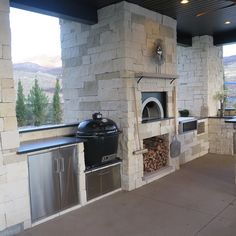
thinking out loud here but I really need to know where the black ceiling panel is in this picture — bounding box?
[10,0,236,46]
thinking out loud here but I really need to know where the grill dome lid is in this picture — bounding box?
[77,113,119,136]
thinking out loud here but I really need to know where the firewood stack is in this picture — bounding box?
[143,135,169,172]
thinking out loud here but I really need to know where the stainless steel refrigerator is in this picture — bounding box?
[28,145,79,223]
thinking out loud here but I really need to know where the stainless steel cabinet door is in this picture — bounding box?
[101,165,121,195]
[86,171,101,201]
[59,146,79,210]
[28,151,61,223]
[86,164,121,201]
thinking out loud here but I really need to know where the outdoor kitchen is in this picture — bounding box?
[1,0,236,235]
[60,1,181,190]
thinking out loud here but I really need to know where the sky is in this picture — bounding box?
[223,44,236,57]
[9,8,236,64]
[10,8,61,65]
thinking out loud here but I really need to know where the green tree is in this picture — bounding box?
[28,79,49,126]
[52,79,62,124]
[16,80,27,126]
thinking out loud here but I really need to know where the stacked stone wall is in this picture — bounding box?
[178,119,209,164]
[208,118,235,155]
[177,36,224,117]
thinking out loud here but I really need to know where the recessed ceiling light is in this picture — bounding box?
[225,21,231,24]
[181,0,189,4]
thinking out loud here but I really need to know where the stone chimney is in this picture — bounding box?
[60,1,178,190]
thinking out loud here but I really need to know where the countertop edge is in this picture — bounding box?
[142,117,174,124]
[17,137,85,154]
[225,119,236,123]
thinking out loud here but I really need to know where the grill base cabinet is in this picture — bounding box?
[86,164,121,201]
[28,145,79,223]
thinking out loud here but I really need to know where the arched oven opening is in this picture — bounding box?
[142,97,164,121]
[141,92,167,123]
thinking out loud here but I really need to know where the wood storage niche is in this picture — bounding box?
[143,134,169,173]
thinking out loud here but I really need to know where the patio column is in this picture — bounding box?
[0,0,30,233]
[0,0,19,153]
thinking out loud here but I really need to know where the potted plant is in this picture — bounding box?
[179,109,189,117]
[214,90,227,117]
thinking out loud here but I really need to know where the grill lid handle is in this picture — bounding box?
[92,112,102,120]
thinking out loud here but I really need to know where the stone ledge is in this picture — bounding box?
[19,123,79,134]
[142,166,174,184]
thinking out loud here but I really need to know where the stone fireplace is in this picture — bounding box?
[60,1,179,190]
[137,74,177,182]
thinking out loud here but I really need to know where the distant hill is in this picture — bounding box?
[13,62,62,101]
[224,55,236,80]
[223,55,236,65]
[224,55,236,108]
[13,62,62,76]
[14,55,62,68]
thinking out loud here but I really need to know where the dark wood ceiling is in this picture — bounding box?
[10,0,236,46]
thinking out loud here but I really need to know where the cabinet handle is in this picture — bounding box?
[54,159,60,173]
[60,158,65,172]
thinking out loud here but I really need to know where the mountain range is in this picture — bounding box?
[13,61,62,101]
[224,55,236,80]
[13,62,62,76]
[223,55,236,65]
[223,55,236,108]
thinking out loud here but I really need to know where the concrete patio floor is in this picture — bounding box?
[18,154,236,236]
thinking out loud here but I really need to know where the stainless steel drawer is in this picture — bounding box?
[86,164,121,201]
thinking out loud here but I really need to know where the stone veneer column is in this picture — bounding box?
[0,0,30,233]
[60,2,177,190]
[177,36,224,117]
[0,0,19,159]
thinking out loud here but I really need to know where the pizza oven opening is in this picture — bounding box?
[142,92,167,123]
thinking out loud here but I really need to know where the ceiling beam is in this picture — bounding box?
[213,29,236,46]
[10,0,98,25]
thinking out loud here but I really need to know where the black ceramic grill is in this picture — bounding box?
[76,113,120,169]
